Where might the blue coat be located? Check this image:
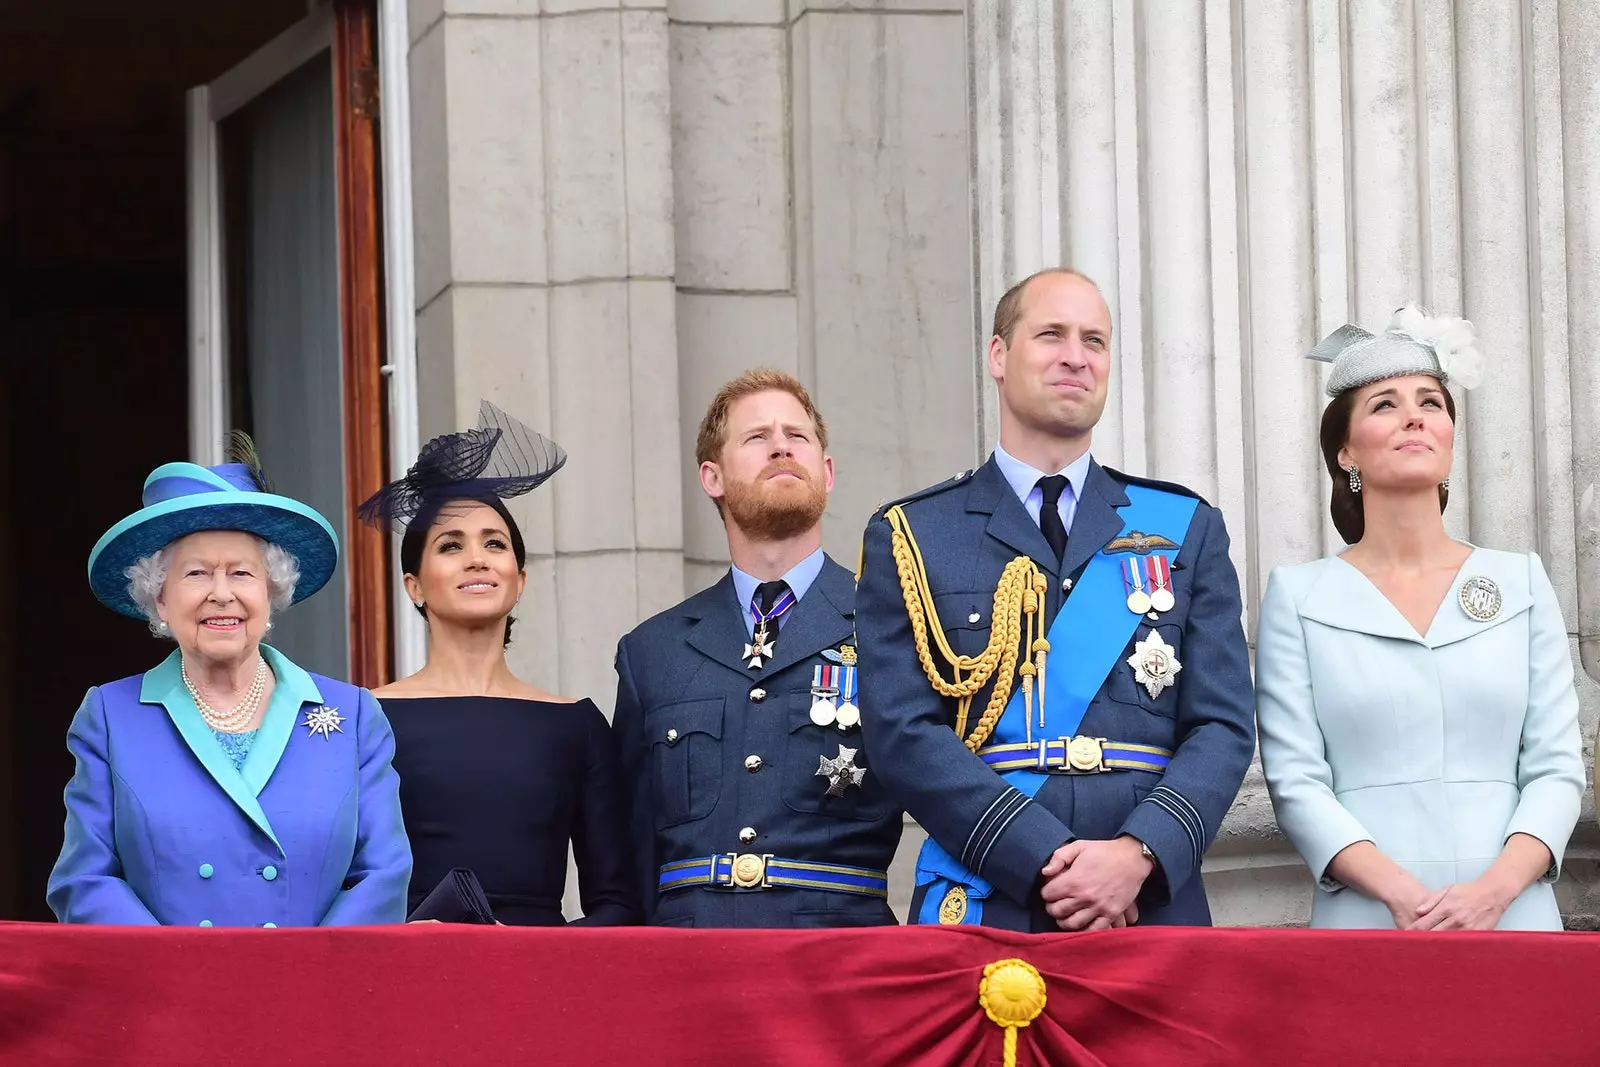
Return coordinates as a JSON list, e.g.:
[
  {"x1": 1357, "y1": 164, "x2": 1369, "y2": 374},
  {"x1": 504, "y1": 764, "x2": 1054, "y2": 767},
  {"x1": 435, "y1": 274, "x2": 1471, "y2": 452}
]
[
  {"x1": 613, "y1": 556, "x2": 904, "y2": 927},
  {"x1": 855, "y1": 457, "x2": 1254, "y2": 930},
  {"x1": 1257, "y1": 548, "x2": 1584, "y2": 929},
  {"x1": 48, "y1": 645, "x2": 412, "y2": 927}
]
